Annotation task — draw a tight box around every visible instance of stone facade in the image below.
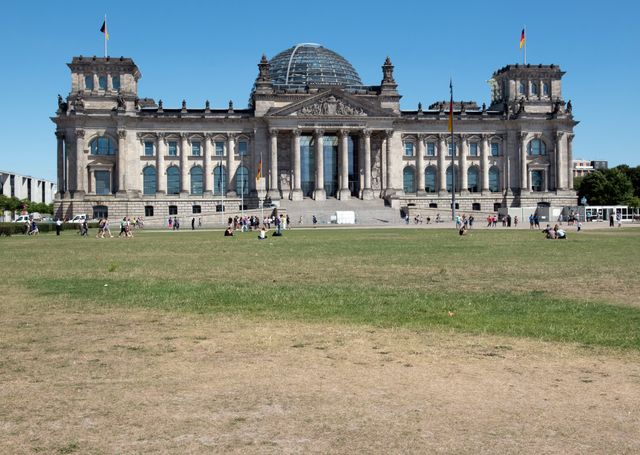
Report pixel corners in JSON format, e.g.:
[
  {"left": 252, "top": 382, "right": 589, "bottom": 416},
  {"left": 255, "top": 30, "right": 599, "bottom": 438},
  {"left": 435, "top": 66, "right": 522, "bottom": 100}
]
[{"left": 52, "top": 47, "right": 578, "bottom": 222}]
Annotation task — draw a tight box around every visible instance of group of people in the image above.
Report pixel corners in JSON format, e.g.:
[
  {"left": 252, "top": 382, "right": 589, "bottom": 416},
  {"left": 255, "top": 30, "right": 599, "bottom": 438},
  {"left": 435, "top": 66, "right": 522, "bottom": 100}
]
[
  {"left": 223, "top": 212, "right": 290, "bottom": 239},
  {"left": 543, "top": 224, "right": 567, "bottom": 239}
]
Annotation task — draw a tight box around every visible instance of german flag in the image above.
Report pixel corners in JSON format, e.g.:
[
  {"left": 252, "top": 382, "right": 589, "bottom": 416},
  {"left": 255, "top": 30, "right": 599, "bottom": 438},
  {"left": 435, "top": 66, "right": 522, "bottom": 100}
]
[
  {"left": 256, "top": 158, "right": 262, "bottom": 180},
  {"left": 100, "top": 20, "right": 109, "bottom": 41},
  {"left": 519, "top": 28, "right": 525, "bottom": 49}
]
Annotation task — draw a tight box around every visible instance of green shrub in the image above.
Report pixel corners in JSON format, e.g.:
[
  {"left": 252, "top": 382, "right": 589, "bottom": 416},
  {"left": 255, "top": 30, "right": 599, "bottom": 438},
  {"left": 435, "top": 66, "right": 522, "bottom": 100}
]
[{"left": 0, "top": 222, "right": 100, "bottom": 236}]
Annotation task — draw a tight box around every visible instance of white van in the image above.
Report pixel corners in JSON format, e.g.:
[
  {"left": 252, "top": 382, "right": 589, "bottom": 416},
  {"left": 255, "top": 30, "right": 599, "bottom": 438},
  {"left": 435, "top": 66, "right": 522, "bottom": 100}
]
[
  {"left": 14, "top": 215, "right": 31, "bottom": 223},
  {"left": 69, "top": 214, "right": 88, "bottom": 223}
]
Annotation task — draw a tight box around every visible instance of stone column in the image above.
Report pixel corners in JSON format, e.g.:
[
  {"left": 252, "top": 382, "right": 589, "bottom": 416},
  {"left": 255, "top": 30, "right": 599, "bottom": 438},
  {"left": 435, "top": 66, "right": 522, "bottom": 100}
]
[
  {"left": 438, "top": 134, "right": 446, "bottom": 193},
  {"left": 380, "top": 134, "right": 387, "bottom": 195},
  {"left": 156, "top": 133, "right": 166, "bottom": 194},
  {"left": 567, "top": 133, "right": 574, "bottom": 191},
  {"left": 268, "top": 129, "right": 280, "bottom": 199},
  {"left": 519, "top": 132, "right": 528, "bottom": 192},
  {"left": 313, "top": 129, "right": 325, "bottom": 201},
  {"left": 56, "top": 131, "right": 65, "bottom": 196},
  {"left": 481, "top": 134, "right": 489, "bottom": 193},
  {"left": 226, "top": 133, "right": 237, "bottom": 196},
  {"left": 338, "top": 129, "right": 350, "bottom": 200},
  {"left": 93, "top": 74, "right": 99, "bottom": 92},
  {"left": 459, "top": 135, "right": 468, "bottom": 193},
  {"left": 73, "top": 129, "right": 86, "bottom": 195},
  {"left": 203, "top": 134, "right": 213, "bottom": 195},
  {"left": 416, "top": 134, "right": 426, "bottom": 195},
  {"left": 555, "top": 132, "right": 566, "bottom": 190},
  {"left": 115, "top": 130, "right": 126, "bottom": 193},
  {"left": 385, "top": 130, "right": 395, "bottom": 195},
  {"left": 180, "top": 133, "right": 189, "bottom": 194},
  {"left": 291, "top": 129, "right": 303, "bottom": 201},
  {"left": 361, "top": 129, "right": 374, "bottom": 199}
]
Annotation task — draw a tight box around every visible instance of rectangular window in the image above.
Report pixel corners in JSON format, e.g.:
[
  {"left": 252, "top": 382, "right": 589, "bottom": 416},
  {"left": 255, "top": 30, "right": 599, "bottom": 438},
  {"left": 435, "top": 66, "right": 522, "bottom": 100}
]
[
  {"left": 93, "top": 205, "right": 108, "bottom": 219},
  {"left": 112, "top": 76, "right": 120, "bottom": 90},
  {"left": 448, "top": 143, "right": 457, "bottom": 156},
  {"left": 168, "top": 141, "right": 178, "bottom": 156},
  {"left": 145, "top": 206, "right": 154, "bottom": 217},
  {"left": 191, "top": 141, "right": 201, "bottom": 156},
  {"left": 85, "top": 75, "right": 94, "bottom": 90},
  {"left": 95, "top": 170, "right": 111, "bottom": 195},
  {"left": 144, "top": 141, "right": 154, "bottom": 156},
  {"left": 10, "top": 175, "right": 15, "bottom": 197},
  {"left": 168, "top": 205, "right": 178, "bottom": 215},
  {"left": 543, "top": 82, "right": 550, "bottom": 96},
  {"left": 491, "top": 143, "right": 500, "bottom": 156},
  {"left": 404, "top": 142, "right": 414, "bottom": 157},
  {"left": 192, "top": 205, "right": 201, "bottom": 214},
  {"left": 99, "top": 75, "right": 107, "bottom": 90},
  {"left": 469, "top": 143, "right": 478, "bottom": 156},
  {"left": 426, "top": 142, "right": 435, "bottom": 156},
  {"left": 238, "top": 141, "right": 248, "bottom": 156},
  {"left": 215, "top": 141, "right": 225, "bottom": 156}
]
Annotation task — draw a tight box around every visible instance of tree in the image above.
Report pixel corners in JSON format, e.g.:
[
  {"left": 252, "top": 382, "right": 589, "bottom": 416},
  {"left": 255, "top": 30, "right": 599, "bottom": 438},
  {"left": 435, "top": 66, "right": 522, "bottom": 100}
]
[
  {"left": 577, "top": 169, "right": 633, "bottom": 205},
  {"left": 615, "top": 165, "right": 640, "bottom": 198}
]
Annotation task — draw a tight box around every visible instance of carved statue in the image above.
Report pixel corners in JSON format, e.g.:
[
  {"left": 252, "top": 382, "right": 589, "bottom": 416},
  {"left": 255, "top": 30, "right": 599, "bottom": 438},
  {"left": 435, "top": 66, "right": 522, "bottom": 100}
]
[
  {"left": 228, "top": 100, "right": 234, "bottom": 112},
  {"left": 205, "top": 100, "right": 210, "bottom": 110},
  {"left": 482, "top": 102, "right": 486, "bottom": 112},
  {"left": 566, "top": 100, "right": 572, "bottom": 114},
  {"left": 134, "top": 97, "right": 140, "bottom": 110},
  {"left": 158, "top": 99, "right": 163, "bottom": 110},
  {"left": 57, "top": 94, "right": 68, "bottom": 113},
  {"left": 116, "top": 94, "right": 126, "bottom": 109},
  {"left": 181, "top": 99, "right": 187, "bottom": 110},
  {"left": 74, "top": 93, "right": 84, "bottom": 110},
  {"left": 300, "top": 96, "right": 365, "bottom": 116}
]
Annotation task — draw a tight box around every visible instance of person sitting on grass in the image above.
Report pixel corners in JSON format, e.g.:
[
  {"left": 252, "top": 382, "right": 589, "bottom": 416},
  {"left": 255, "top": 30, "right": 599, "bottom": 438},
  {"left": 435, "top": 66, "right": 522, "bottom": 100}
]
[
  {"left": 258, "top": 225, "right": 267, "bottom": 240},
  {"left": 556, "top": 227, "right": 567, "bottom": 239},
  {"left": 458, "top": 224, "right": 468, "bottom": 236},
  {"left": 28, "top": 219, "right": 39, "bottom": 236},
  {"left": 542, "top": 224, "right": 556, "bottom": 239},
  {"left": 224, "top": 226, "right": 234, "bottom": 236}
]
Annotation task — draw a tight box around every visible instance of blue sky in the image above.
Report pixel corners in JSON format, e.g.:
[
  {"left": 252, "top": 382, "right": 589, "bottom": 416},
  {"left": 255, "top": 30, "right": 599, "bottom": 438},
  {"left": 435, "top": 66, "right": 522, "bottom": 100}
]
[{"left": 1, "top": 0, "right": 638, "bottom": 181}]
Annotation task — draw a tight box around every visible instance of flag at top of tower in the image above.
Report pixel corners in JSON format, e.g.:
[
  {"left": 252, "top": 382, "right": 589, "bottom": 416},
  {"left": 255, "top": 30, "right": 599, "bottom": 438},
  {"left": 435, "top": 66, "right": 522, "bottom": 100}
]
[
  {"left": 519, "top": 28, "right": 525, "bottom": 49},
  {"left": 100, "top": 20, "right": 109, "bottom": 40}
]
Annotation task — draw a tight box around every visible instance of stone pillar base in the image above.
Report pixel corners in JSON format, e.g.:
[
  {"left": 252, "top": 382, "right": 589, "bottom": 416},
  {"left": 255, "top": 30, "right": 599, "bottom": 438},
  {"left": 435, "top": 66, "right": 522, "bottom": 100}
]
[
  {"left": 385, "top": 188, "right": 400, "bottom": 198},
  {"left": 360, "top": 188, "right": 375, "bottom": 200},
  {"left": 267, "top": 191, "right": 281, "bottom": 201},
  {"left": 203, "top": 190, "right": 213, "bottom": 197},
  {"left": 155, "top": 190, "right": 166, "bottom": 197},
  {"left": 416, "top": 190, "right": 427, "bottom": 197},
  {"left": 226, "top": 190, "right": 238, "bottom": 198},
  {"left": 438, "top": 190, "right": 448, "bottom": 197},
  {"left": 290, "top": 189, "right": 303, "bottom": 201},
  {"left": 338, "top": 189, "right": 351, "bottom": 200},
  {"left": 313, "top": 188, "right": 326, "bottom": 201},
  {"left": 73, "top": 190, "right": 86, "bottom": 199}
]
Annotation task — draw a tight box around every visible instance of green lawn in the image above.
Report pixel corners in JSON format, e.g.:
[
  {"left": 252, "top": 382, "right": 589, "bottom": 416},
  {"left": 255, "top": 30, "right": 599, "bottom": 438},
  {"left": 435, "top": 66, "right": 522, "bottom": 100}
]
[{"left": 3, "top": 227, "right": 640, "bottom": 349}]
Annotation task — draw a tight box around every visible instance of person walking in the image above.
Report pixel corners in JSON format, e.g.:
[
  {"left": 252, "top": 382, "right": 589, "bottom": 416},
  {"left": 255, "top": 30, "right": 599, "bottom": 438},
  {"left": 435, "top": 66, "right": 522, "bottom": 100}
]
[
  {"left": 191, "top": 217, "right": 195, "bottom": 230},
  {"left": 55, "top": 218, "right": 62, "bottom": 236}
]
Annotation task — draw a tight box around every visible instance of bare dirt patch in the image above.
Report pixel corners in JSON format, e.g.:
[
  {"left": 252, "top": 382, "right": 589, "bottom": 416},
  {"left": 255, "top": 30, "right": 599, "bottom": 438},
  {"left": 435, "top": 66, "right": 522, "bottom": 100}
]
[{"left": 1, "top": 296, "right": 639, "bottom": 454}]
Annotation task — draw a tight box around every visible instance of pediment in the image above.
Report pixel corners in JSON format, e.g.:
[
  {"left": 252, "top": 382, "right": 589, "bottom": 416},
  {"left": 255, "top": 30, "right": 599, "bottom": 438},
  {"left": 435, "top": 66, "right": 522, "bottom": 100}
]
[{"left": 267, "top": 88, "right": 388, "bottom": 118}]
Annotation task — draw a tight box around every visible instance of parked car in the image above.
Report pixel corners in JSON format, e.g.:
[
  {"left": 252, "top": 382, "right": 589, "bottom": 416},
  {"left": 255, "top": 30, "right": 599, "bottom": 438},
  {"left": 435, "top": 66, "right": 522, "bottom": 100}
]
[
  {"left": 13, "top": 215, "right": 32, "bottom": 223},
  {"left": 69, "top": 214, "right": 88, "bottom": 223}
]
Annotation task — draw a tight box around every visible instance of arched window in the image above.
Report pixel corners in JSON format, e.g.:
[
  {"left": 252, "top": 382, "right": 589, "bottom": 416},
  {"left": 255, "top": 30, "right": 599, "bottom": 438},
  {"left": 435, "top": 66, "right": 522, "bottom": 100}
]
[
  {"left": 90, "top": 136, "right": 116, "bottom": 155},
  {"left": 190, "top": 166, "right": 203, "bottom": 195},
  {"left": 214, "top": 165, "right": 226, "bottom": 195},
  {"left": 425, "top": 167, "right": 437, "bottom": 193},
  {"left": 528, "top": 139, "right": 547, "bottom": 156},
  {"left": 467, "top": 167, "right": 479, "bottom": 192},
  {"left": 531, "top": 82, "right": 538, "bottom": 96},
  {"left": 403, "top": 166, "right": 416, "bottom": 193},
  {"left": 166, "top": 166, "right": 180, "bottom": 195},
  {"left": 446, "top": 166, "right": 460, "bottom": 192},
  {"left": 489, "top": 167, "right": 500, "bottom": 192},
  {"left": 236, "top": 166, "right": 249, "bottom": 196},
  {"left": 143, "top": 166, "right": 156, "bottom": 195}
]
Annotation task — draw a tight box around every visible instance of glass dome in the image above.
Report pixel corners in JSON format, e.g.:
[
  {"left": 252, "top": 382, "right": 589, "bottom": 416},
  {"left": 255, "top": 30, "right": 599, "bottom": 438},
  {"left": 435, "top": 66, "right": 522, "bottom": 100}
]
[{"left": 269, "top": 43, "right": 363, "bottom": 89}]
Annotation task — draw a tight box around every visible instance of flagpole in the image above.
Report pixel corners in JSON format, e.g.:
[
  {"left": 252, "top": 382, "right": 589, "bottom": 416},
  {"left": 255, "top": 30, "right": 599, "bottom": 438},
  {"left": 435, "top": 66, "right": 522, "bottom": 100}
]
[
  {"left": 104, "top": 14, "right": 107, "bottom": 57},
  {"left": 450, "top": 79, "right": 456, "bottom": 223},
  {"left": 524, "top": 25, "right": 527, "bottom": 65}
]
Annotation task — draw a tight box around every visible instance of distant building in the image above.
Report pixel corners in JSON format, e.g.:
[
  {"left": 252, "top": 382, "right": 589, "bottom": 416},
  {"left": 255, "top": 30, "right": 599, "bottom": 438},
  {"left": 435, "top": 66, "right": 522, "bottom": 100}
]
[
  {"left": 0, "top": 170, "right": 57, "bottom": 204},
  {"left": 52, "top": 44, "right": 578, "bottom": 221},
  {"left": 572, "top": 159, "right": 608, "bottom": 178}
]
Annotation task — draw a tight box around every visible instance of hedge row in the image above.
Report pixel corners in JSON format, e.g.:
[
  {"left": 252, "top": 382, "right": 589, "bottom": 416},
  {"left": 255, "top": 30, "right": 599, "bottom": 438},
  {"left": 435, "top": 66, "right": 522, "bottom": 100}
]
[{"left": 0, "top": 222, "right": 100, "bottom": 236}]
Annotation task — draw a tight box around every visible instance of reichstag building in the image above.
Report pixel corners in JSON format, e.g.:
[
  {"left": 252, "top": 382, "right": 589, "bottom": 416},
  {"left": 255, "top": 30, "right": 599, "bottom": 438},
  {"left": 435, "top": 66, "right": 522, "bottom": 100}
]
[{"left": 52, "top": 43, "right": 577, "bottom": 221}]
